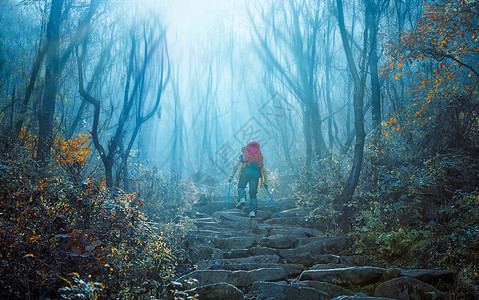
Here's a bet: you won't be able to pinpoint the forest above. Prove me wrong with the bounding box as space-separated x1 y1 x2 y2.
0 0 478 299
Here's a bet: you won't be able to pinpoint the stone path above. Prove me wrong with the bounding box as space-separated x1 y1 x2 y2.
170 196 455 299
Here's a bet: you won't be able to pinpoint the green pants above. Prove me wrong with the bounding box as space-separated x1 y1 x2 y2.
238 168 261 213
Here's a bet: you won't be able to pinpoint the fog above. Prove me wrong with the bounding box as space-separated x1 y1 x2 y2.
0 0 422 189
139 0 305 178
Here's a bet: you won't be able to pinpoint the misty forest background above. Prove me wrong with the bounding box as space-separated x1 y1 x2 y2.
0 0 478 298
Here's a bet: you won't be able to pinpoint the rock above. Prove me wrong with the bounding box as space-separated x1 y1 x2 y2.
295 280 355 298
225 249 250 259
214 236 258 251
251 281 329 300
212 211 250 223
207 247 279 261
261 234 298 249
193 201 230 214
248 246 278 256
279 253 342 268
279 236 349 259
296 236 335 247
202 225 237 234
192 217 218 228
185 232 217 246
262 198 297 210
177 268 287 288
265 215 303 225
196 283 244 300
399 269 456 291
269 227 323 238
310 263 348 270
332 296 395 300
177 270 230 285
299 267 385 286
339 255 367 266
313 254 341 264
280 251 316 266
229 268 287 287
375 277 450 300
280 207 308 219
197 254 281 269
189 245 225 261
207 263 304 277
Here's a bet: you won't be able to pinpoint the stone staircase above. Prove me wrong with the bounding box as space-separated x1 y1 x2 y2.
169 196 455 299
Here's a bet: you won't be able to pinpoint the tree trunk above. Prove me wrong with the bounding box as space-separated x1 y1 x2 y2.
368 1 381 131
336 0 367 202
37 0 63 167
325 17 334 149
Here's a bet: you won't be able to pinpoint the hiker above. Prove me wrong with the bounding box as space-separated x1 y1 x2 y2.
228 141 268 218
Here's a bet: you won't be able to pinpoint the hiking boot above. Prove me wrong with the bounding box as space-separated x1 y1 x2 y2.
236 198 246 209
249 211 256 218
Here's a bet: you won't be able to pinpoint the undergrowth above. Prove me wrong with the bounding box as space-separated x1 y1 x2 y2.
0 143 198 299
297 90 479 297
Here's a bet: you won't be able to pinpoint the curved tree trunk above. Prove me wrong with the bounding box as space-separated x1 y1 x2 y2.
336 0 367 203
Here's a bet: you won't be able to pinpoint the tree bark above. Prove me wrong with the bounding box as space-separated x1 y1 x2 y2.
336 0 367 202
37 0 63 167
367 0 381 131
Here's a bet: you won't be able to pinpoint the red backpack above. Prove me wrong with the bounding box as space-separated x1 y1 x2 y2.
242 141 263 171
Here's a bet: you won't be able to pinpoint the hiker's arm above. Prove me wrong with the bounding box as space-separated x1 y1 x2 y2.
228 159 241 182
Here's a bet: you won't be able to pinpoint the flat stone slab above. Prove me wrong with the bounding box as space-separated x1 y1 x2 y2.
268 226 323 238
279 236 349 259
207 263 304 276
331 296 396 300
189 245 225 262
398 268 456 288
197 254 281 269
177 268 287 287
213 236 258 251
279 253 341 267
295 280 354 298
195 282 244 300
375 277 450 300
225 247 278 258
299 267 385 286
260 234 298 249
251 281 329 300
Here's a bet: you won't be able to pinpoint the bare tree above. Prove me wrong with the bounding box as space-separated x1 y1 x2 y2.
246 0 327 167
336 0 369 202
36 0 64 167
78 18 168 188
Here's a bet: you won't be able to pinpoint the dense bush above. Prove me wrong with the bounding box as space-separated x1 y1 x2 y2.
0 143 197 299
349 88 479 295
292 154 347 233
297 88 479 295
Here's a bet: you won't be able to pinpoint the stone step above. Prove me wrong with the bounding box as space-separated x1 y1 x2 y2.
177 268 287 288
192 197 297 215
196 254 282 269
178 195 458 300
251 281 329 300
295 281 355 298
225 246 278 258
299 267 386 286
206 263 304 277
193 220 222 228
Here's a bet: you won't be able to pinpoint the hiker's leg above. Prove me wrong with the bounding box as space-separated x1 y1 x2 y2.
237 172 248 204
248 170 261 213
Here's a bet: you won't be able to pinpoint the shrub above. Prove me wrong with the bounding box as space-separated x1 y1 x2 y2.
0 155 191 299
